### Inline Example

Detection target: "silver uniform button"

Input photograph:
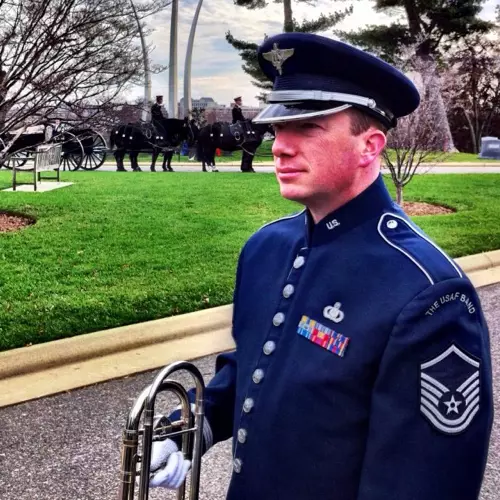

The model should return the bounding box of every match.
[283,284,295,298]
[243,398,254,413]
[273,312,285,326]
[233,458,242,473]
[387,219,398,229]
[252,369,264,384]
[263,341,276,355]
[237,428,247,443]
[293,256,305,269]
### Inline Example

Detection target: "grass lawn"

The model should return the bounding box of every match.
[135,141,500,164]
[0,171,499,351]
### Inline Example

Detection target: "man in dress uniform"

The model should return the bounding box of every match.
[149,33,493,499]
[151,95,165,122]
[232,96,254,173]
[150,95,169,138]
[232,96,245,124]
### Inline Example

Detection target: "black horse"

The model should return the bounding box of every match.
[196,120,274,172]
[110,118,198,172]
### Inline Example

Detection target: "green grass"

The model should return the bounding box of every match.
[0,171,499,351]
[134,141,500,164]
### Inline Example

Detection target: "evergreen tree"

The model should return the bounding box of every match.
[226,1,353,100]
[335,0,495,151]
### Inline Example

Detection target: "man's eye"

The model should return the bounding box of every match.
[299,122,320,130]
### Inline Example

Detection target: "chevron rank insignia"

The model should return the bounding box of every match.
[262,43,294,75]
[420,344,481,435]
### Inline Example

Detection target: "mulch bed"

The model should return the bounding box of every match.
[402,201,455,216]
[0,212,35,232]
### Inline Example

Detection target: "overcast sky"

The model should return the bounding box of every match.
[126,0,499,110]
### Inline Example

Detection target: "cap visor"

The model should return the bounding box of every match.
[253,103,351,124]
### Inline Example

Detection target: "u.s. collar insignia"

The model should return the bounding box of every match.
[420,344,480,435]
[262,43,294,75]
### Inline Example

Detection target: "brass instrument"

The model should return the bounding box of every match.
[118,361,205,500]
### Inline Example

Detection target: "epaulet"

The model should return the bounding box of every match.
[256,209,306,233]
[377,212,463,285]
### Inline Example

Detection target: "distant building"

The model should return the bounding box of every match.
[205,102,265,124]
[178,97,216,117]
[178,96,266,123]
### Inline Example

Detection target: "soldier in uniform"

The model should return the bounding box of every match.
[149,33,493,499]
[231,96,245,124]
[151,95,165,123]
[232,96,254,173]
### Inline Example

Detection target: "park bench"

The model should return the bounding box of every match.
[12,143,63,191]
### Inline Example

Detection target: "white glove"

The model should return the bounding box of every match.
[149,438,191,489]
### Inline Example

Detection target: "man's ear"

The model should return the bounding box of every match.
[359,129,387,168]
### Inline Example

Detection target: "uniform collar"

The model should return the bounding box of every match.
[304,175,395,246]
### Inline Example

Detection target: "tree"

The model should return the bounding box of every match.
[226,1,353,100]
[0,0,169,144]
[67,98,147,132]
[191,108,207,128]
[384,55,449,204]
[336,0,496,152]
[442,36,500,153]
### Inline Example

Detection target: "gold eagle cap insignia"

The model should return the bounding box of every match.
[262,43,294,75]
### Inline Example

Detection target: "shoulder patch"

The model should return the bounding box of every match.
[377,213,463,285]
[257,209,306,232]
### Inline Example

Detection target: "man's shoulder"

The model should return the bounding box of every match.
[259,209,305,231]
[245,210,305,247]
[374,211,464,287]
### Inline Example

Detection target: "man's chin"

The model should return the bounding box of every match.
[279,185,309,205]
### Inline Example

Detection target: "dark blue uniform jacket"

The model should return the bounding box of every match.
[187,175,493,499]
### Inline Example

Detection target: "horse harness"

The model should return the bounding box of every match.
[209,121,259,153]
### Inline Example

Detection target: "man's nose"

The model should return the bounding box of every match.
[272,130,296,157]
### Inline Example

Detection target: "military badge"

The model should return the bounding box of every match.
[420,344,480,435]
[297,315,349,357]
[323,302,344,323]
[262,43,294,75]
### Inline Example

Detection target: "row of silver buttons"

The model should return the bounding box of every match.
[233,253,305,474]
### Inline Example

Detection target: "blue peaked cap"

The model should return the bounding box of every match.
[253,33,420,128]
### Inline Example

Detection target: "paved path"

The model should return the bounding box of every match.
[87,162,500,174]
[1,283,499,500]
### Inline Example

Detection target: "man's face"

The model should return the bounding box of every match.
[271,111,368,208]
[235,99,242,106]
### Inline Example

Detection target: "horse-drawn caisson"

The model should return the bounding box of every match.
[0,122,108,171]
[0,116,273,173]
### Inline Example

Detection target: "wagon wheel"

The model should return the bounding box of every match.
[82,132,107,170]
[55,132,84,170]
[2,150,32,170]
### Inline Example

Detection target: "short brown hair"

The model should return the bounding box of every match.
[347,107,388,136]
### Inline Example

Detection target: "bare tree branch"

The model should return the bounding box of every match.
[384,51,450,204]
[442,35,500,154]
[0,0,171,157]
